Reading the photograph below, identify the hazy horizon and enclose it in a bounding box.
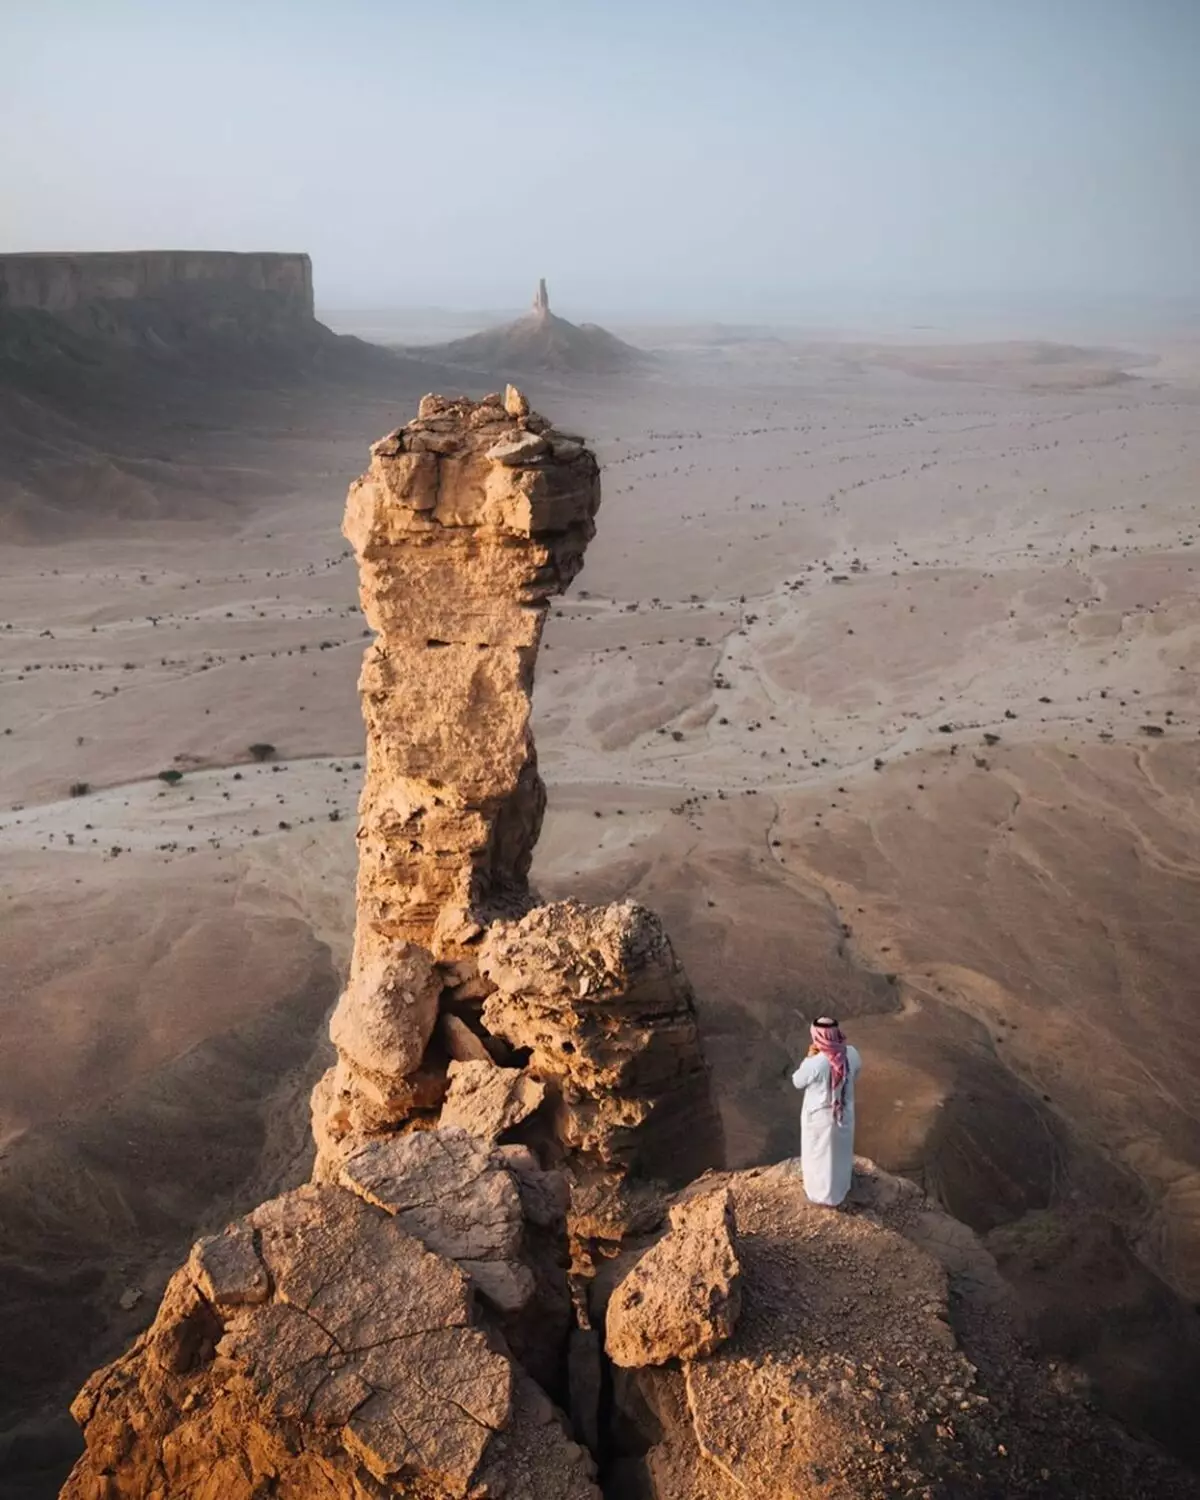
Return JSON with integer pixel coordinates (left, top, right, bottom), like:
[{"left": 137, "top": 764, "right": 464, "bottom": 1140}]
[{"left": 3, "top": 0, "right": 1199, "bottom": 320}]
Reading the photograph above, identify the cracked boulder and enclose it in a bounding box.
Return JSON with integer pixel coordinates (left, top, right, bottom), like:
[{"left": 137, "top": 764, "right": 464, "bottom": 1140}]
[
  {"left": 340, "top": 1127, "right": 537, "bottom": 1315},
  {"left": 62, "top": 1181, "right": 598, "bottom": 1500},
  {"left": 605, "top": 1187, "right": 741, "bottom": 1368}
]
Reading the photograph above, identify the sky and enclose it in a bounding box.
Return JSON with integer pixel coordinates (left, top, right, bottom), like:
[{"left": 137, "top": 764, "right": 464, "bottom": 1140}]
[{"left": 2, "top": 0, "right": 1198, "bottom": 319}]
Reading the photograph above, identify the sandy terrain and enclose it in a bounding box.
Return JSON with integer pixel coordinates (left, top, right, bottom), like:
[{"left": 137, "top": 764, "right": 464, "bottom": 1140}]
[{"left": 2, "top": 331, "right": 1199, "bottom": 1486}]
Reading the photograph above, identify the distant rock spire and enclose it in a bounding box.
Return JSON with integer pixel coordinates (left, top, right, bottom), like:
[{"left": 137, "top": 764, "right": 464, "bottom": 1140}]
[{"left": 533, "top": 277, "right": 549, "bottom": 316}]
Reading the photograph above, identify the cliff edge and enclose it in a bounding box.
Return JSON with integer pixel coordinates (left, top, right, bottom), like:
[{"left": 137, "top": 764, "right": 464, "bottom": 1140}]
[
  {"left": 60, "top": 395, "right": 1198, "bottom": 1500},
  {"left": 0, "top": 250, "right": 323, "bottom": 358}
]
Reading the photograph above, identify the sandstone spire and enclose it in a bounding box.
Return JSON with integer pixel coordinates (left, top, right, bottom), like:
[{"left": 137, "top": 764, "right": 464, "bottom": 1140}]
[
  {"left": 314, "top": 393, "right": 723, "bottom": 1200},
  {"left": 533, "top": 276, "right": 550, "bottom": 315},
  {"left": 342, "top": 390, "right": 596, "bottom": 964}
]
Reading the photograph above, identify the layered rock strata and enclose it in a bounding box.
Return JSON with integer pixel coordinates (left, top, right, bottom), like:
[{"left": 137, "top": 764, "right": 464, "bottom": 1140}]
[
  {"left": 342, "top": 387, "right": 599, "bottom": 962},
  {"left": 0, "top": 250, "right": 314, "bottom": 319}
]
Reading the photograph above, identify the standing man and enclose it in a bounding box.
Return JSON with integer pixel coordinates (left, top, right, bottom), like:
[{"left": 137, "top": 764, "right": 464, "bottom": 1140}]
[{"left": 792, "top": 1017, "right": 862, "bottom": 1206}]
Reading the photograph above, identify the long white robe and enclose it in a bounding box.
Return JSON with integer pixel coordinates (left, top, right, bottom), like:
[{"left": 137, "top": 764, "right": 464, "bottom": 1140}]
[{"left": 791, "top": 1045, "right": 862, "bottom": 1206}]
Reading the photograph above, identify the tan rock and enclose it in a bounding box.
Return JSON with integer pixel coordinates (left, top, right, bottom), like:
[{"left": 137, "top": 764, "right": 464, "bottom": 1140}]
[
  {"left": 605, "top": 1188, "right": 740, "bottom": 1368},
  {"left": 479, "top": 899, "right": 724, "bottom": 1186},
  {"left": 342, "top": 392, "right": 599, "bottom": 992},
  {"left": 327, "top": 941, "right": 440, "bottom": 1081},
  {"left": 440, "top": 1058, "right": 546, "bottom": 1142},
  {"left": 189, "top": 1223, "right": 270, "bottom": 1308},
  {"left": 504, "top": 382, "right": 530, "bottom": 417},
  {"left": 487, "top": 429, "right": 551, "bottom": 465},
  {"left": 309, "top": 1055, "right": 447, "bottom": 1182},
  {"left": 440, "top": 1010, "right": 496, "bottom": 1063},
  {"left": 340, "top": 1126, "right": 535, "bottom": 1312},
  {"left": 64, "top": 1180, "right": 599, "bottom": 1499}
]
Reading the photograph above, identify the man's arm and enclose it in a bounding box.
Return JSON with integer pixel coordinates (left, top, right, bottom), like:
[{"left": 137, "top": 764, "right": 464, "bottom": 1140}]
[{"left": 792, "top": 1054, "right": 820, "bottom": 1090}]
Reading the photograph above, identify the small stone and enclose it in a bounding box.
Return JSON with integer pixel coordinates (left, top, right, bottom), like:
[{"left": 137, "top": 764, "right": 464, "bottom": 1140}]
[{"left": 487, "top": 430, "right": 550, "bottom": 466}]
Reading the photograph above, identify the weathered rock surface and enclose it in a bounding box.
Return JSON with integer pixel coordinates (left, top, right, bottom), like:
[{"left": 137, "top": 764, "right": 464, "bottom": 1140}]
[
  {"left": 63, "top": 1178, "right": 599, "bottom": 1499},
  {"left": 341, "top": 1128, "right": 536, "bottom": 1314},
  {"left": 441, "top": 1059, "right": 546, "bottom": 1144},
  {"left": 479, "top": 899, "right": 724, "bottom": 1188},
  {"left": 343, "top": 390, "right": 599, "bottom": 968},
  {"left": 606, "top": 1161, "right": 1195, "bottom": 1500},
  {"left": 309, "top": 390, "right": 602, "bottom": 1173},
  {"left": 329, "top": 943, "right": 441, "bottom": 1082},
  {"left": 605, "top": 1187, "right": 741, "bottom": 1368}
]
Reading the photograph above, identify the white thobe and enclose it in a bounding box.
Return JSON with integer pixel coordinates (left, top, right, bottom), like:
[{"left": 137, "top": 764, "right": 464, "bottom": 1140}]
[{"left": 791, "top": 1045, "right": 862, "bottom": 1206}]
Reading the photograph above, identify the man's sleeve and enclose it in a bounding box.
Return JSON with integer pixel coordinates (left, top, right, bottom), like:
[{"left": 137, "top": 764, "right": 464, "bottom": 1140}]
[{"left": 792, "top": 1056, "right": 818, "bottom": 1090}]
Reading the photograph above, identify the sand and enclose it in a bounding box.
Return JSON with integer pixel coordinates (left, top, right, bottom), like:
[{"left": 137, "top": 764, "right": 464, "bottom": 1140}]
[{"left": 2, "top": 328, "right": 1199, "bottom": 1486}]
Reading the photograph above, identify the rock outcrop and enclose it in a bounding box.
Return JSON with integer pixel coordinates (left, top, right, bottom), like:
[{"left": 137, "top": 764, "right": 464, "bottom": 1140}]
[
  {"left": 341, "top": 388, "right": 599, "bottom": 964},
  {"left": 314, "top": 393, "right": 721, "bottom": 1223},
  {"left": 603, "top": 1163, "right": 1196, "bottom": 1499},
  {"left": 64, "top": 1148, "right": 598, "bottom": 1500},
  {"left": 312, "top": 390, "right": 604, "bottom": 1174},
  {"left": 478, "top": 899, "right": 725, "bottom": 1273}
]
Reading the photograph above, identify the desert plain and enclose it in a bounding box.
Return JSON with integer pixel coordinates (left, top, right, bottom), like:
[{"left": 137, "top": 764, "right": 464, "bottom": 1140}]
[{"left": 2, "top": 322, "right": 1199, "bottom": 1486}]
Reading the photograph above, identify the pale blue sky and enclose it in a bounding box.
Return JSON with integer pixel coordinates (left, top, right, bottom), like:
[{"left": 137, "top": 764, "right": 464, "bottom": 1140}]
[{"left": 2, "top": 0, "right": 1197, "bottom": 318}]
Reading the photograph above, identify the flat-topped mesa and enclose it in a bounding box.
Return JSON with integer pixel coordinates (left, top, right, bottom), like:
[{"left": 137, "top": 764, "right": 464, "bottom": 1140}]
[{"left": 342, "top": 388, "right": 598, "bottom": 966}]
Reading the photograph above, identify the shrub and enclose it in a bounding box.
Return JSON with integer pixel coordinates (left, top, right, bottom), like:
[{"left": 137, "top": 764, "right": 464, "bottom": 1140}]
[
  {"left": 158, "top": 769, "right": 184, "bottom": 785},
  {"left": 249, "top": 743, "right": 276, "bottom": 762},
  {"left": 69, "top": 781, "right": 90, "bottom": 797}
]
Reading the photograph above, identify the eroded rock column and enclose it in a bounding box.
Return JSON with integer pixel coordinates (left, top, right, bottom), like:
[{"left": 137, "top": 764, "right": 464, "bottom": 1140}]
[
  {"left": 344, "top": 388, "right": 599, "bottom": 962},
  {"left": 313, "top": 392, "right": 601, "bottom": 1175}
]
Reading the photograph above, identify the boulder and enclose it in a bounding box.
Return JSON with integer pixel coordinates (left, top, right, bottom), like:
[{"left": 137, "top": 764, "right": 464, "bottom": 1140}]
[
  {"left": 605, "top": 1188, "right": 740, "bottom": 1368},
  {"left": 440, "top": 1058, "right": 546, "bottom": 1143},
  {"left": 341, "top": 1127, "right": 535, "bottom": 1313},
  {"left": 479, "top": 899, "right": 724, "bottom": 1188},
  {"left": 328, "top": 942, "right": 440, "bottom": 1081}
]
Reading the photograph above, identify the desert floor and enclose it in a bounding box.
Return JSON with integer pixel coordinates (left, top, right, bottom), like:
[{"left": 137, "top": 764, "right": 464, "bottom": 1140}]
[{"left": 2, "top": 332, "right": 1199, "bottom": 1484}]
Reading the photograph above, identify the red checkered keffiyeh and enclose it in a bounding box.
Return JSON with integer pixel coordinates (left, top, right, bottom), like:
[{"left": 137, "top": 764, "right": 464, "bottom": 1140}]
[{"left": 810, "top": 1018, "right": 849, "bottom": 1124}]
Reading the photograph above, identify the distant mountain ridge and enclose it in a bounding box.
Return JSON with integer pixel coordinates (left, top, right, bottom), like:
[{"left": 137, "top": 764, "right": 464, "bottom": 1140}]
[{"left": 416, "top": 279, "right": 646, "bottom": 375}]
